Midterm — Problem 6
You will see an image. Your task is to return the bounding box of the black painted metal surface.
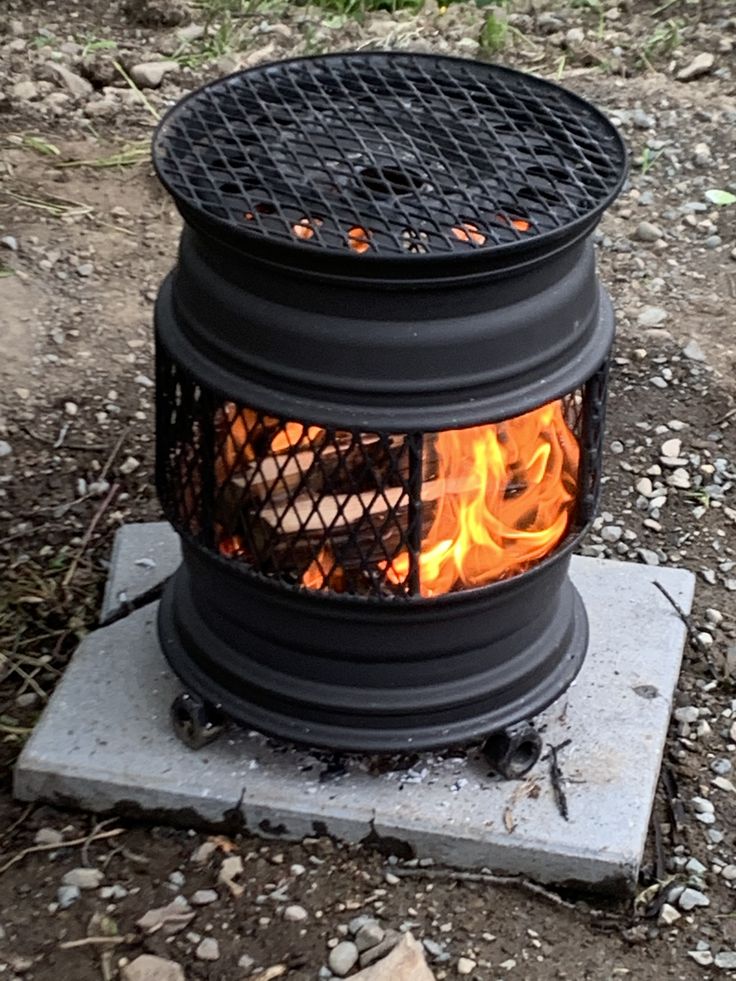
[153,54,626,751]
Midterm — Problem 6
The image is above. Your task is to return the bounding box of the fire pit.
[152,53,626,759]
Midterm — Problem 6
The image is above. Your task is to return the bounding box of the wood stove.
[152,53,626,764]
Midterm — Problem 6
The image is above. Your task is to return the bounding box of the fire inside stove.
[209,397,581,599]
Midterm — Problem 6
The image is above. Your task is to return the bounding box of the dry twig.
[0,827,124,877]
[384,866,608,918]
[62,482,120,589]
[653,580,704,652]
[59,936,134,950]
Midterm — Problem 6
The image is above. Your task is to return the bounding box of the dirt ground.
[1,0,736,978]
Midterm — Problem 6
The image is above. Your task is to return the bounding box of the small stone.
[190,889,218,906]
[119,456,140,475]
[636,477,653,497]
[667,469,691,489]
[686,857,707,875]
[329,941,359,977]
[62,867,104,890]
[168,870,185,888]
[692,796,714,814]
[130,60,178,89]
[659,903,681,925]
[632,108,655,130]
[196,937,220,961]
[191,841,217,864]
[713,776,735,793]
[355,921,385,952]
[12,80,39,101]
[57,884,81,908]
[358,929,402,969]
[637,306,668,327]
[35,827,64,846]
[637,548,660,566]
[0,440,12,458]
[122,955,186,981]
[676,52,715,81]
[610,439,625,454]
[661,438,681,459]
[721,865,736,881]
[635,220,662,242]
[349,915,374,936]
[601,525,623,543]
[682,339,706,362]
[458,957,477,975]
[1,235,18,251]
[693,142,712,166]
[178,22,205,41]
[284,904,309,923]
[99,884,128,900]
[679,887,710,911]
[47,62,93,98]
[688,950,713,966]
[696,812,716,825]
[353,933,433,980]
[711,758,731,776]
[290,863,306,876]
[715,952,736,970]
[705,235,722,249]
[64,401,79,416]
[76,262,94,277]
[238,954,256,971]
[385,872,400,885]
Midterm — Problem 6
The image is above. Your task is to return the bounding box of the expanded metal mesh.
[157,351,608,601]
[153,53,626,259]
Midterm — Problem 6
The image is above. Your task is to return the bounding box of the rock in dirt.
[715,952,736,970]
[457,958,477,976]
[678,887,710,911]
[190,889,218,906]
[676,52,715,81]
[683,339,706,362]
[355,921,385,952]
[350,933,436,981]
[122,955,185,981]
[283,904,309,923]
[136,896,195,935]
[47,63,93,99]
[359,930,402,968]
[637,306,668,327]
[195,937,220,961]
[130,61,179,89]
[34,827,63,846]
[12,80,39,101]
[635,221,662,242]
[329,941,360,977]
[57,884,81,908]
[62,867,104,890]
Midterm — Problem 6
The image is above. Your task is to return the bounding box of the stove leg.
[482,722,542,780]
[170,691,225,750]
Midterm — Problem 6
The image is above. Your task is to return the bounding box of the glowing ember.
[292,216,323,241]
[384,400,579,596]
[347,226,371,253]
[452,222,486,246]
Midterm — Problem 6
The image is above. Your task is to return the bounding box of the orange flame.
[384,400,579,596]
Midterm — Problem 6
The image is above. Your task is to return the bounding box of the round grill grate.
[153,53,627,262]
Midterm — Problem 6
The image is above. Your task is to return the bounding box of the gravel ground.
[1,0,736,978]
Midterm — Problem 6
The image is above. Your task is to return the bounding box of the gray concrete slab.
[16,523,695,893]
[101,522,180,622]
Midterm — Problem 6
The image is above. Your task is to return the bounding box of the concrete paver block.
[17,523,695,893]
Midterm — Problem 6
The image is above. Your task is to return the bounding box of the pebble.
[661,438,681,459]
[34,827,63,846]
[355,921,385,952]
[130,60,179,88]
[238,954,256,971]
[659,903,681,925]
[62,867,104,890]
[349,914,374,935]
[686,857,707,875]
[119,456,140,475]
[195,937,220,961]
[1,235,18,251]
[637,306,668,327]
[190,889,218,906]
[692,142,712,166]
[705,235,721,249]
[12,80,38,101]
[692,796,714,814]
[711,758,731,776]
[722,865,736,881]
[284,904,309,923]
[676,51,715,81]
[688,950,713,966]
[667,469,691,489]
[191,841,217,864]
[385,872,399,885]
[57,884,81,908]
[329,941,359,977]
[637,548,659,566]
[635,220,662,242]
[458,957,477,975]
[76,262,94,277]
[99,884,128,900]
[358,929,402,968]
[632,108,655,129]
[715,953,736,970]
[0,440,12,458]
[122,956,185,981]
[679,887,710,910]
[601,525,623,543]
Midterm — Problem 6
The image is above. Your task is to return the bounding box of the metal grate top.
[153,53,627,264]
